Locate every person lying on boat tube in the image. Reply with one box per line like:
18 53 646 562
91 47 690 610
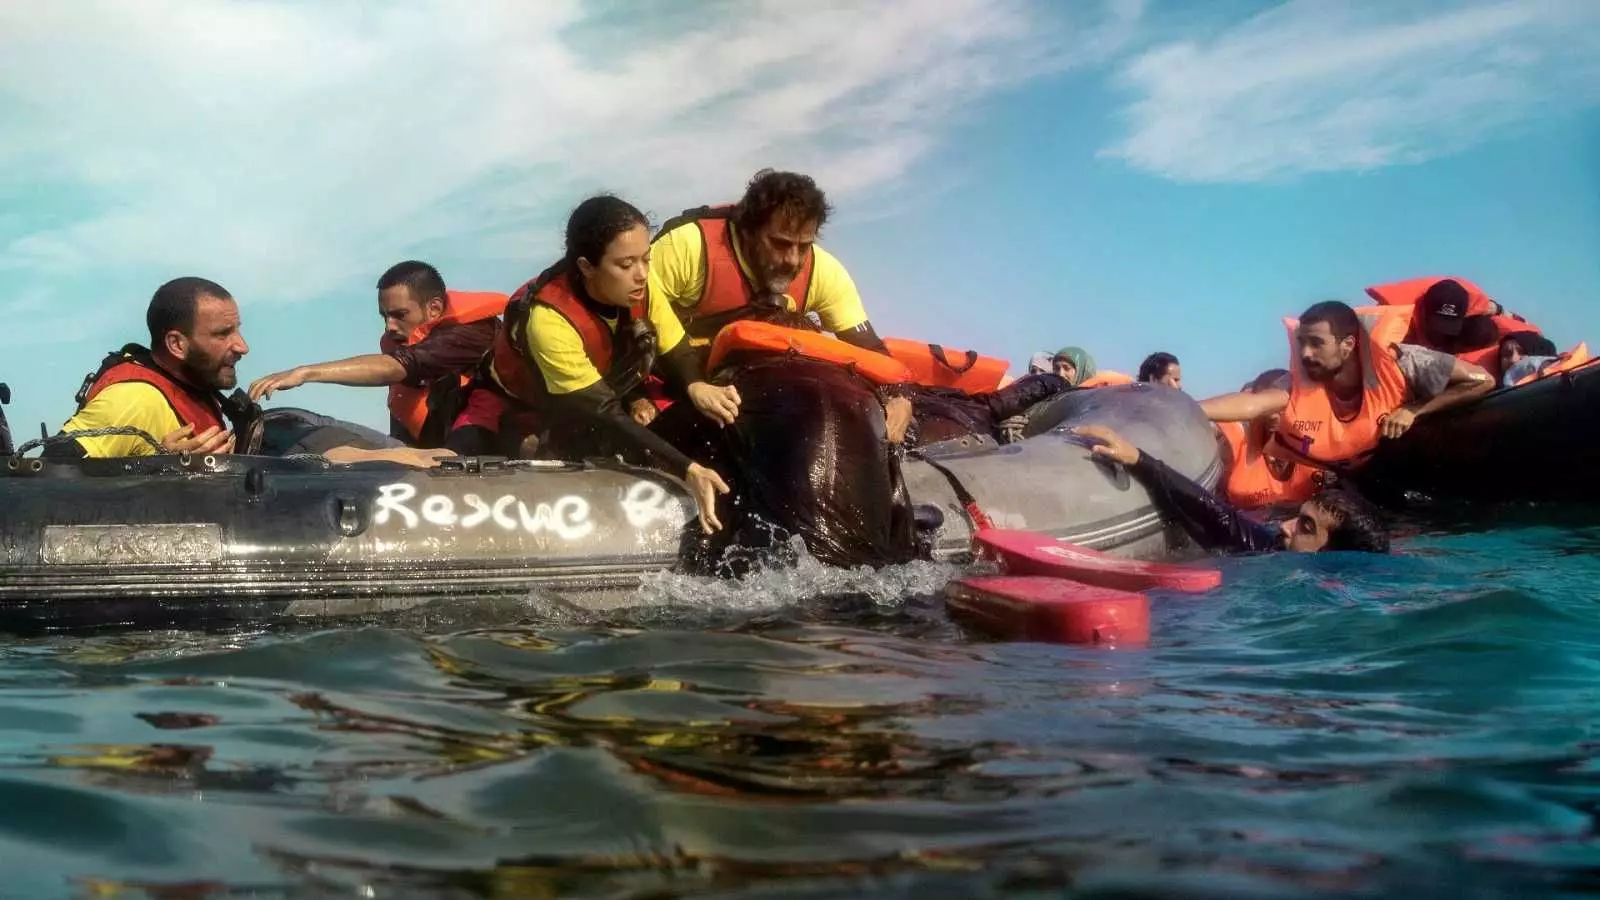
1200 300 1495 472
444 195 741 534
1070 425 1390 555
43 277 449 468
246 260 505 451
647 168 914 442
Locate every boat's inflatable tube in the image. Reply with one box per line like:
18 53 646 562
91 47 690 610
0 451 697 625
0 373 1221 624
1356 360 1600 504
902 381 1222 563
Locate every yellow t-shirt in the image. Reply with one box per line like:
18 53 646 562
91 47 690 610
647 218 869 337
517 291 688 396
58 382 182 458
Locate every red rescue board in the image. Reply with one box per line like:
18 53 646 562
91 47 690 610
945 576 1150 645
975 528 1221 594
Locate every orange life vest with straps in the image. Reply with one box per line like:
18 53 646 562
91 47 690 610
1275 305 1412 466
74 344 228 437
1514 342 1595 386
707 320 915 385
488 265 654 405
881 338 1010 394
1365 275 1542 379
1218 421 1319 509
655 204 817 342
382 289 508 446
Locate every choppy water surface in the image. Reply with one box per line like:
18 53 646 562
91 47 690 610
4 517 1600 899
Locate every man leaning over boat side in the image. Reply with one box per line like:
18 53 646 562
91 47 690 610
1200 300 1494 469
246 260 505 450
647 168 912 441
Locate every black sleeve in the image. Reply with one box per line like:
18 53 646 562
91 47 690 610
834 321 891 355
1127 450 1283 554
983 373 1072 420
389 319 499 387
548 382 695 479
657 339 704 390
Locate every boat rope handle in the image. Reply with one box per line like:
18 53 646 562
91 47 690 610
12 425 165 458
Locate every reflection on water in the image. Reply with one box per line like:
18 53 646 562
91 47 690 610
1 523 1600 897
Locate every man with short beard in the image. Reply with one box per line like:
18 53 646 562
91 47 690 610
49 276 250 458
648 168 890 353
649 168 911 437
1203 300 1494 467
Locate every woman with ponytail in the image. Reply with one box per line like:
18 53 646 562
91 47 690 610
450 195 741 532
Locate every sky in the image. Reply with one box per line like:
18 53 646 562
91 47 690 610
2 0 1598 441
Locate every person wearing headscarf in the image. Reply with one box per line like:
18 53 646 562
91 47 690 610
1050 346 1096 387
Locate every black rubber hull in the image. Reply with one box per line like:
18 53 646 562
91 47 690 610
1357 363 1600 504
0 383 1223 626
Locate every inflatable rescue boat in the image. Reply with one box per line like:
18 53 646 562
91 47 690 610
0 381 1221 626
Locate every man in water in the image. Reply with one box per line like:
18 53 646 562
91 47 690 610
247 260 504 449
46 276 448 468
1072 425 1389 554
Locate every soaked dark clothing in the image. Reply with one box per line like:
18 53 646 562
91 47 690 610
386 319 499 387
1130 450 1284 554
902 373 1073 447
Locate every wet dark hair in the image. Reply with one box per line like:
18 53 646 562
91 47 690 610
148 276 232 348
1313 486 1389 553
733 169 831 235
1298 300 1361 342
376 260 447 303
565 194 651 268
1138 352 1179 383
1502 332 1558 358
1247 367 1290 392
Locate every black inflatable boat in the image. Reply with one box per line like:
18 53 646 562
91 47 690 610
1358 361 1600 504
0 383 1221 626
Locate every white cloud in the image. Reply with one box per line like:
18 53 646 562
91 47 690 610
1100 0 1600 183
0 0 1137 328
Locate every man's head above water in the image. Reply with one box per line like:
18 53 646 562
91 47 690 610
147 276 249 391
732 169 832 296
1280 485 1390 553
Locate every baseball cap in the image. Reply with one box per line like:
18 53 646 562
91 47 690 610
1421 279 1471 336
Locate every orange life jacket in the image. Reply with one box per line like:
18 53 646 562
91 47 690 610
382 289 508 445
1275 305 1412 465
75 344 227 436
880 338 1010 394
1218 421 1319 509
706 320 915 386
488 265 653 405
1365 275 1541 379
655 205 817 342
1079 371 1134 389
1513 342 1595 387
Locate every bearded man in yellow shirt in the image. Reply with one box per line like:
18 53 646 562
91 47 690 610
648 169 910 439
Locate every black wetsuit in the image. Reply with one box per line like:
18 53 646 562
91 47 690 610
1129 450 1285 554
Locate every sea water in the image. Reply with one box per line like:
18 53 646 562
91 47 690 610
1 515 1599 898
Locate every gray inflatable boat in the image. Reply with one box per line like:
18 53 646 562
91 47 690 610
0 383 1219 625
